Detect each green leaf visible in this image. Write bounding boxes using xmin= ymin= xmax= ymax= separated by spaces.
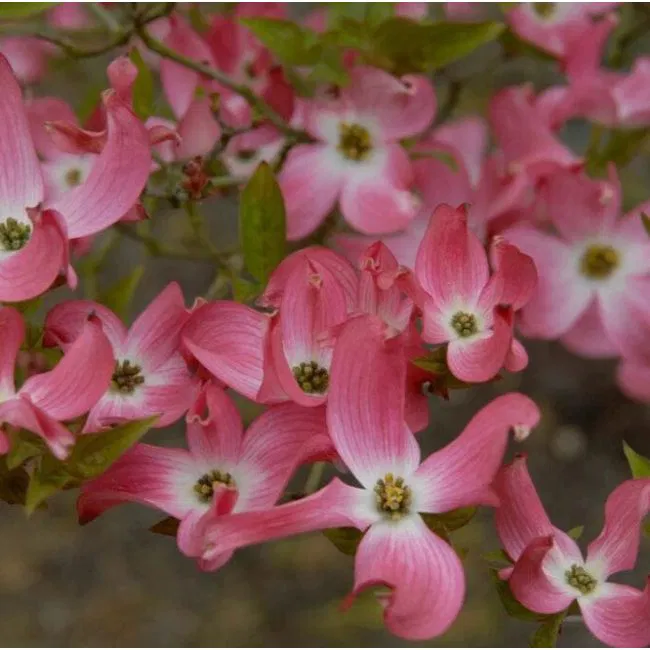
xmin=241 ymin=18 xmax=321 ymax=66
xmin=129 ymin=48 xmax=155 ymax=120
xmin=498 ymin=30 xmax=557 ymax=63
xmin=0 ymin=459 xmax=29 ymax=506
xmin=66 ymin=417 xmax=158 ymax=480
xmin=590 ymin=128 xmax=650 ymax=174
xmin=370 ymin=18 xmax=504 ymax=74
xmin=491 ymin=569 xmax=546 ymax=622
xmin=232 ymin=276 xmax=261 ymax=304
xmin=623 ymin=441 xmax=650 ymax=478
xmin=482 ymin=548 xmax=513 ymax=568
xmin=530 ymin=611 xmax=567 ymax=648
xmin=364 ymin=2 xmax=395 ymax=28
xmin=323 ymin=526 xmax=364 ymax=556
xmin=422 ymin=506 xmax=477 ymax=534
xmin=25 ymin=456 xmax=74 ymax=515
xmin=5 ymin=430 xmax=46 ymax=470
xmin=99 ymin=265 xmax=145 ymax=320
xmin=644 ymin=520 xmax=650 ymax=538
xmin=150 ymin=516 xmax=180 ymax=537
xmin=567 ymin=525 xmax=584 ymax=540
xmin=0 ymin=2 xmax=57 ymax=19
xmin=239 ymin=162 xmax=287 ymax=284
xmin=411 ymin=348 xmax=448 ymax=374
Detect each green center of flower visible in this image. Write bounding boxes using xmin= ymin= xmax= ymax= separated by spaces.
xmin=111 ymin=360 xmax=145 ymax=394
xmin=451 ymin=311 xmax=478 ymax=338
xmin=565 ymin=564 xmax=597 ymax=595
xmin=65 ymin=168 xmax=82 ymax=187
xmin=292 ymin=361 xmax=329 ymax=394
xmin=236 ymin=149 xmax=257 ymax=161
xmin=338 ymin=123 xmax=372 ymax=161
xmin=533 ymin=2 xmax=556 ymax=18
xmin=194 ymin=469 xmax=235 ymax=503
xmin=580 ymin=244 xmax=619 ymax=279
xmin=0 ymin=218 xmax=31 ymax=251
xmin=374 ymin=473 xmax=412 ymax=520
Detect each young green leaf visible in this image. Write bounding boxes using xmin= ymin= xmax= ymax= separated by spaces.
xmin=5 ymin=430 xmax=47 ymax=470
xmin=239 ymin=162 xmax=287 ymax=284
xmin=99 ymin=265 xmax=145 ymax=320
xmin=150 ymin=516 xmax=181 ymax=537
xmin=423 ymin=506 xmax=477 ymax=533
xmin=323 ymin=526 xmax=364 ymax=556
xmin=623 ymin=441 xmax=650 ymax=478
xmin=530 ymin=611 xmax=567 ymax=648
xmin=241 ymin=18 xmax=321 ymax=66
xmin=66 ymin=416 xmax=158 ymax=480
xmin=25 ymin=456 xmax=74 ymax=515
xmin=129 ymin=48 xmax=155 ymax=120
xmin=567 ymin=525 xmax=584 ymax=541
xmin=0 ymin=2 xmax=56 ymax=19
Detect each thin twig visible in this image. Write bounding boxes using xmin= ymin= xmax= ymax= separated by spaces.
xmin=115 ymin=223 xmax=217 ymax=261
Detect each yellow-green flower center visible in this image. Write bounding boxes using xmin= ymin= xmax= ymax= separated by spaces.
xmin=338 ymin=123 xmax=372 ymax=161
xmin=111 ymin=360 xmax=145 ymax=394
xmin=451 ymin=311 xmax=478 ymax=338
xmin=194 ymin=469 xmax=235 ymax=503
xmin=374 ymin=473 xmax=412 ymax=520
xmin=0 ymin=218 xmax=31 ymax=251
xmin=292 ymin=361 xmax=329 ymax=394
xmin=565 ymin=564 xmax=597 ymax=595
xmin=580 ymin=244 xmax=619 ymax=279
xmin=533 ymin=2 xmax=556 ymax=18
xmin=65 ymin=168 xmax=82 ymax=187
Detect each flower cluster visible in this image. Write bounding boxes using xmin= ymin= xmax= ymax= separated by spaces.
xmin=1 ymin=2 xmax=650 ymax=647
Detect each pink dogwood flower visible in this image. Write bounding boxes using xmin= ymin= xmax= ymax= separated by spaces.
xmin=414 ymin=203 xmax=537 ymax=382
xmin=0 ymin=55 xmax=150 ymax=301
xmin=191 ymin=315 xmax=540 ymax=640
xmin=44 ymin=283 xmax=197 ymax=432
xmin=280 ymin=65 xmax=435 ymax=240
xmin=504 ymin=167 xmax=650 ymax=358
xmin=77 ymin=382 xmax=334 ymax=571
xmin=494 ymin=454 xmax=650 ymax=648
xmin=507 ymin=3 xmax=619 ymax=60
xmin=0 ymin=306 xmax=114 ymax=459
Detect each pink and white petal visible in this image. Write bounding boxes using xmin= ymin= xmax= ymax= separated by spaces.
xmin=412 ymin=155 xmax=473 ymax=212
xmin=0 ymin=37 xmax=48 ymax=86
xmin=236 ymin=403 xmax=333 ymax=510
xmin=200 ymin=478 xmax=375 ymax=565
xmin=599 ymin=284 xmax=650 ymax=360
xmin=492 ymin=454 xmax=581 ymax=562
xmin=508 ymin=536 xmax=576 ymax=615
xmin=580 ymin=581 xmax=650 ymax=648
xmin=340 ymin=172 xmax=419 ymax=236
xmin=0 ymin=53 xmax=44 ymax=212
xmin=279 ymin=144 xmax=343 ymax=241
xmin=26 ymin=96 xmax=78 ymax=160
xmin=612 ymin=57 xmax=650 ymax=126
xmin=125 ymin=282 xmax=188 ymax=372
xmin=346 ymin=516 xmax=464 ymax=641
xmin=182 ymin=301 xmax=271 ymax=402
xmin=561 ymin=300 xmax=619 ymax=359
xmin=83 ymin=393 xmax=150 ymax=433
xmin=21 ymin=318 xmax=114 ymax=421
xmin=503 ymin=226 xmax=592 ymax=338
xmin=0 ymin=396 xmax=75 ymax=460
xmin=328 ymin=315 xmax=420 ymax=488
xmin=175 ymin=97 xmax=222 ymax=160
xmin=446 ymin=308 xmax=512 ymax=383
xmin=0 ymin=307 xmax=24 ymax=396
xmin=504 ymin=338 xmax=529 ymax=372
xmin=343 ymin=67 xmax=436 ymax=141
xmin=586 ymin=478 xmax=650 ymax=578
xmin=77 ymin=444 xmax=199 ymax=523
xmin=414 ymin=395 xmax=541 ymax=515
xmin=186 ymin=382 xmax=244 ymax=467
xmin=48 ymin=91 xmax=151 ymax=239
xmin=415 ymin=203 xmax=489 ymax=307
xmin=107 ymin=56 xmax=138 ymax=104
xmin=43 ymin=299 xmax=127 ymax=351
xmin=617 ymin=358 xmax=650 ymax=403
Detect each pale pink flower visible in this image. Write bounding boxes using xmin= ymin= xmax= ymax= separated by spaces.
xmin=44 ymin=283 xmax=197 ymax=432
xmin=0 ymin=307 xmax=114 ymax=458
xmin=191 ymin=315 xmax=540 ymax=639
xmin=77 ymin=382 xmax=333 ymax=571
xmin=414 ymin=204 xmax=537 ymax=382
xmin=494 ymin=455 xmax=650 ymax=648
xmin=0 ymin=37 xmax=49 ymax=85
xmin=504 ymin=167 xmax=650 ymax=359
xmin=280 ymin=65 xmax=435 ymax=239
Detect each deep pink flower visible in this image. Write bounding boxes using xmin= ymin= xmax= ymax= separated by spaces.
xmin=77 ymin=382 xmax=333 ymax=571
xmin=507 ymin=3 xmax=618 ymax=59
xmin=191 ymin=315 xmax=540 ymax=640
xmin=44 ymin=283 xmax=197 ymax=432
xmin=280 ymin=65 xmax=435 ymax=239
xmin=494 ymin=455 xmax=650 ymax=648
xmin=0 ymin=307 xmax=114 ymax=458
xmin=414 ymin=204 xmax=537 ymax=382
xmin=504 ymin=167 xmax=650 ymax=358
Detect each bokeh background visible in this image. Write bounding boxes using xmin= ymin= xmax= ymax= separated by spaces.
xmin=2 ymin=2 xmax=650 ymax=647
